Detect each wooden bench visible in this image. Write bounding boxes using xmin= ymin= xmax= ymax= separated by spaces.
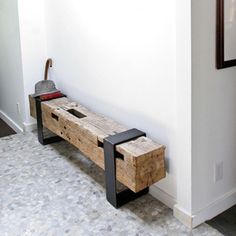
xmin=29 ymin=95 xmax=166 ymax=206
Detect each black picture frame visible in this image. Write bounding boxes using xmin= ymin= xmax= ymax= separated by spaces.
xmin=216 ymin=0 xmax=236 ymax=69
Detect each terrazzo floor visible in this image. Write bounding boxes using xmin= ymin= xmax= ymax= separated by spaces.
xmin=0 ymin=132 xmax=222 ymax=236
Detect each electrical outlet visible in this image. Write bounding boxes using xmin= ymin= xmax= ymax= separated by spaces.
xmin=215 ymin=161 xmax=223 ymax=182
xmin=16 ymin=103 xmax=21 ymax=114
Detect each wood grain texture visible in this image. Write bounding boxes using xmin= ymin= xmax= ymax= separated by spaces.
xmin=29 ymin=95 xmax=166 ymax=192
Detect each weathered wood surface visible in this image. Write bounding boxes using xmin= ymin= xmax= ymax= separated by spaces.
xmin=29 ymin=95 xmax=166 ymax=192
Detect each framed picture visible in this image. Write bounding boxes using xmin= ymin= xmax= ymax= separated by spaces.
xmin=216 ymin=0 xmax=236 ymax=69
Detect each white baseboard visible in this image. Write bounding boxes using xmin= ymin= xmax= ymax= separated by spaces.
xmin=174 ymin=205 xmax=194 ymax=229
xmin=174 ymin=188 xmax=236 ymax=229
xmin=192 ymin=188 xmax=236 ymax=228
xmin=149 ymin=185 xmax=176 ymax=209
xmin=23 ymin=121 xmax=37 ymax=132
xmin=0 ymin=110 xmax=23 ymax=133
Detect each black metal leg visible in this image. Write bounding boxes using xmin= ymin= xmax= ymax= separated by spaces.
xmin=104 ymin=128 xmax=149 ymax=208
xmin=35 ymin=97 xmax=63 ymax=145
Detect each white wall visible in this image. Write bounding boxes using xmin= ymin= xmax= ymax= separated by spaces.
xmin=44 ymin=0 xmax=179 ymax=204
xmin=0 ymin=0 xmax=47 ymax=131
xmin=0 ymin=0 xmax=25 ymax=131
xmin=192 ymin=0 xmax=236 ymax=225
xmin=174 ymin=0 xmax=192 ymax=219
xmin=18 ymin=0 xmax=48 ymax=127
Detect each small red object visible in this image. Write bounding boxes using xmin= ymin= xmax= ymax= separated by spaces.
xmin=40 ymin=91 xmax=64 ymax=101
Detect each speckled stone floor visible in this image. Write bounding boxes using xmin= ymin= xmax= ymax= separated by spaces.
xmin=0 ymin=132 xmax=222 ymax=236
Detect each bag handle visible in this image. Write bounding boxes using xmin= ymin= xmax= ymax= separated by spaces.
xmin=44 ymin=58 xmax=52 ymax=81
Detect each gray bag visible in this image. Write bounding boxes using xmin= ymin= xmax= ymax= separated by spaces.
xmin=32 ymin=59 xmax=59 ymax=97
